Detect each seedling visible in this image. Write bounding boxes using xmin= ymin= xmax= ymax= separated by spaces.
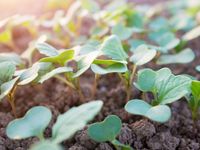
xmin=125 ymin=68 xmax=191 ymax=122
xmin=0 ymin=61 xmax=19 ymax=117
xmin=121 ymin=44 xmax=156 ymax=101
xmin=186 ymin=80 xmax=200 ymax=120
xmin=73 ymin=35 xmax=128 ymax=97
xmin=88 ymin=115 xmax=133 ymax=150
xmin=6 ymin=100 xmax=103 ymax=150
xmin=36 ymin=42 xmax=85 ymax=100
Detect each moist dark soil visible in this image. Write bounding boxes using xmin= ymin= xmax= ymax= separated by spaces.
xmin=0 ymin=37 xmax=200 ymax=150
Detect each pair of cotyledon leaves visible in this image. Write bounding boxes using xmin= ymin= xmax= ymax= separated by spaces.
xmin=6 ymin=100 xmax=103 ymax=150
xmin=125 ymin=68 xmax=191 ymax=123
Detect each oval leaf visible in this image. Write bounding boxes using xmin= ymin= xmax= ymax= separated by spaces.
xmin=130 ymin=45 xmax=156 ymax=66
xmin=52 ymin=100 xmax=103 ymax=143
xmin=125 ymin=100 xmax=171 ymax=123
xmin=157 ymin=48 xmax=195 ymax=65
xmin=36 ymin=42 xmax=59 ymax=57
xmin=39 ymin=67 xmax=73 ymax=83
xmin=6 ymin=106 xmax=52 ymax=140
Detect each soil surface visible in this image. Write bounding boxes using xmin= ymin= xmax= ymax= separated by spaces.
xmin=0 ymin=1 xmax=200 ymax=150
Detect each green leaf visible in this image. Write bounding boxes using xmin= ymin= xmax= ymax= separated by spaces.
xmin=17 ymin=63 xmax=41 ymax=85
xmin=52 ymin=100 xmax=103 ymax=144
xmin=30 ymin=141 xmax=63 ymax=150
xmin=73 ymin=51 xmax=100 ymax=77
xmin=0 ymin=53 xmax=22 ymax=66
xmin=182 ymin=26 xmax=200 ymax=41
xmin=0 ymin=62 xmax=16 ymax=85
xmin=149 ymin=17 xmax=169 ymax=30
xmin=39 ymin=67 xmax=73 ymax=83
xmin=157 ymin=48 xmax=195 ymax=65
xmin=125 ymin=100 xmax=171 ymax=123
xmin=40 ymin=49 xmax=74 ymax=66
xmin=100 ymin=35 xmax=128 ymax=61
xmin=0 ymin=77 xmax=19 ymax=100
xmin=196 ymin=65 xmax=200 ymax=72
xmin=191 ymin=80 xmax=200 ymax=100
xmin=88 ymin=115 xmax=122 ymax=142
xmin=111 ymin=23 xmax=134 ymax=40
xmin=91 ymin=59 xmax=127 ymax=75
xmin=36 ymin=42 xmax=59 ymax=57
xmin=128 ymin=39 xmax=146 ymax=51
xmin=148 ymin=30 xmax=180 ymax=52
xmin=6 ymin=106 xmax=52 ymax=139
xmin=134 ymin=69 xmax=157 ymax=92
xmin=135 ymin=68 xmax=191 ymax=104
xmin=130 ymin=45 xmax=156 ymax=66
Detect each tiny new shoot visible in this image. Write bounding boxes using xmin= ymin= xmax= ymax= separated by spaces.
xmin=0 ymin=62 xmax=19 ymax=117
xmin=36 ymin=42 xmax=84 ymax=101
xmin=6 ymin=100 xmax=103 ymax=150
xmin=125 ymin=44 xmax=156 ymax=101
xmin=88 ymin=115 xmax=132 ymax=150
xmin=125 ymin=68 xmax=191 ymax=123
xmin=186 ymin=80 xmax=200 ymax=121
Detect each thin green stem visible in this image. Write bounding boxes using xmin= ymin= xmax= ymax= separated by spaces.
xmin=92 ymin=74 xmax=100 ymax=98
xmin=126 ymin=65 xmax=137 ymax=102
xmin=37 ymin=132 xmax=45 ymax=141
xmin=8 ymin=93 xmax=17 ymax=118
xmin=55 ymin=75 xmax=76 ymax=89
xmin=75 ymin=78 xmax=84 ymax=102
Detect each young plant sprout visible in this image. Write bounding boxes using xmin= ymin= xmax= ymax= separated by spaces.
xmin=186 ymin=80 xmax=200 ymax=120
xmin=125 ymin=68 xmax=191 ymax=123
xmin=36 ymin=42 xmax=85 ymax=100
xmin=73 ymin=35 xmax=128 ymax=97
xmin=6 ymin=100 xmax=103 ymax=150
xmin=0 ymin=61 xmax=20 ymax=117
xmin=88 ymin=115 xmax=133 ymax=150
xmin=122 ymin=44 xmax=156 ymax=101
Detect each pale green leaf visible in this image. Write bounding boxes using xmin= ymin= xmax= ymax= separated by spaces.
xmin=130 ymin=45 xmax=156 ymax=66
xmin=0 ymin=53 xmax=22 ymax=66
xmin=125 ymin=100 xmax=171 ymax=123
xmin=73 ymin=51 xmax=100 ymax=77
xmin=39 ymin=67 xmax=72 ymax=83
xmin=0 ymin=77 xmax=19 ymax=100
xmin=100 ymin=35 xmax=128 ymax=61
xmin=157 ymin=48 xmax=195 ymax=65
xmin=40 ymin=49 xmax=74 ymax=66
xmin=52 ymin=100 xmax=103 ymax=143
xmin=0 ymin=62 xmax=16 ymax=85
xmin=6 ymin=106 xmax=52 ymax=139
xmin=36 ymin=42 xmax=58 ymax=57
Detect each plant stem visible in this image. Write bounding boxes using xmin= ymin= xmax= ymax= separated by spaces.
xmin=8 ymin=93 xmax=17 ymax=118
xmin=55 ymin=75 xmax=76 ymax=89
xmin=126 ymin=65 xmax=137 ymax=102
xmin=75 ymin=78 xmax=84 ymax=103
xmin=92 ymin=74 xmax=100 ymax=98
xmin=129 ymin=64 xmax=137 ymax=86
xmin=37 ymin=132 xmax=45 ymax=141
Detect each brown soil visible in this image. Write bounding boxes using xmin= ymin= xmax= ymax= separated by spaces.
xmin=0 ymin=39 xmax=200 ymax=149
